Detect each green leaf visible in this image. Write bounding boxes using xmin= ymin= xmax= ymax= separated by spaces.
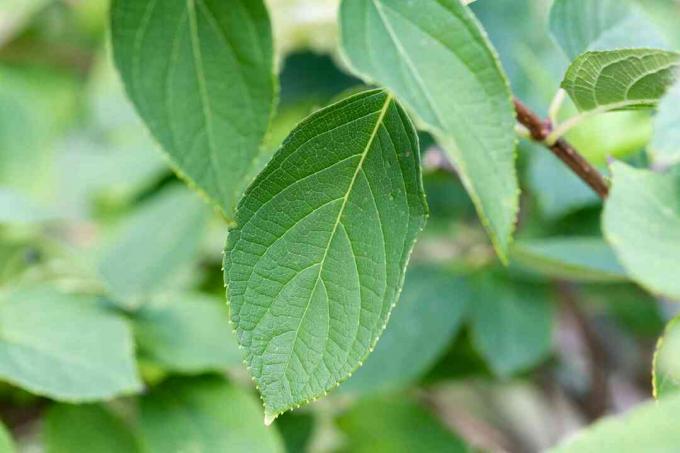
xmin=111 ymin=0 xmax=276 ymax=217
xmin=139 ymin=377 xmax=283 ymax=453
xmin=561 ymin=49 xmax=680 ymax=112
xmin=0 ymin=287 xmax=141 ymax=401
xmin=549 ymin=0 xmax=667 ymax=60
xmin=336 ymin=396 xmax=468 ymax=453
xmin=98 ymin=185 xmax=209 ymax=309
xmin=549 ymin=392 xmax=680 ymax=452
xmin=0 ymin=188 xmax=55 ymax=225
xmin=133 ymin=293 xmax=241 ymax=373
xmin=511 ymin=237 xmax=627 ymax=283
xmin=44 ymin=404 xmax=139 ymax=453
xmin=469 ymin=275 xmax=554 ymax=377
xmin=0 ymin=0 xmax=50 ymax=46
xmin=341 ymin=266 xmax=468 ymax=394
xmin=0 ymin=421 xmax=14 ymax=453
xmin=339 ymin=0 xmax=518 ymax=260
xmin=603 ymin=162 xmax=680 ymax=299
xmin=223 ymin=90 xmax=427 ymax=421
xmin=653 ymin=316 xmax=680 ymax=399
xmin=275 ymin=412 xmax=315 ymax=453
xmin=650 ymin=79 xmax=680 ymax=168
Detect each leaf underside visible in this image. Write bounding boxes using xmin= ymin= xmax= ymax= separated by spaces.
xmin=224 ymin=90 xmax=427 ymax=420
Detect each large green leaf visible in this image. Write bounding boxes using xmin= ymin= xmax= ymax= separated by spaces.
xmin=133 ymin=293 xmax=241 ymax=373
xmin=549 ymin=392 xmax=680 ymax=452
xmin=562 ymin=49 xmax=680 ymax=112
xmin=44 ymin=404 xmax=140 ymax=453
xmin=341 ymin=265 xmax=469 ymax=394
xmin=0 ymin=287 xmax=141 ymax=401
xmin=0 ymin=421 xmax=14 ymax=453
xmin=98 ymin=185 xmax=209 ymax=309
xmin=653 ymin=316 xmax=680 ymax=399
xmin=339 ymin=0 xmax=518 ymax=260
xmin=650 ymin=79 xmax=680 ymax=168
xmin=603 ymin=163 xmax=680 ymax=299
xmin=511 ymin=237 xmax=627 ymax=283
xmin=549 ymin=0 xmax=667 ymax=60
xmin=224 ymin=90 xmax=427 ymax=421
xmin=336 ymin=397 xmax=468 ymax=453
xmin=111 ymin=0 xmax=276 ymax=217
xmin=469 ymin=275 xmax=554 ymax=377
xmin=139 ymin=377 xmax=283 ymax=453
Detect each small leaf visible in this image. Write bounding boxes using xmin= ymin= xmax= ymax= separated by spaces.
xmin=336 ymin=396 xmax=468 ymax=453
xmin=340 ymin=0 xmax=518 ymax=260
xmin=224 ymin=90 xmax=427 ymax=420
xmin=603 ymin=162 xmax=680 ymax=299
xmin=561 ymin=49 xmax=680 ymax=112
xmin=341 ymin=265 xmax=469 ymax=394
xmin=0 ymin=421 xmax=14 ymax=453
xmin=111 ymin=0 xmax=276 ymax=217
xmin=0 ymin=287 xmax=141 ymax=401
xmin=650 ymin=79 xmax=680 ymax=168
xmin=98 ymin=185 xmax=208 ymax=309
xmin=549 ymin=392 xmax=680 ymax=452
xmin=653 ymin=316 xmax=680 ymax=399
xmin=469 ymin=275 xmax=554 ymax=377
xmin=549 ymin=0 xmax=667 ymax=60
xmin=133 ymin=293 xmax=241 ymax=374
xmin=44 ymin=404 xmax=140 ymax=453
xmin=511 ymin=237 xmax=627 ymax=283
xmin=139 ymin=377 xmax=283 ymax=453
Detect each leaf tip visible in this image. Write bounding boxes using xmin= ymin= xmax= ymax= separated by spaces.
xmin=263 ymin=411 xmax=277 ymax=426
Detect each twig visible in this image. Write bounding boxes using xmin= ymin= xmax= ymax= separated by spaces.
xmin=513 ymin=99 xmax=609 ymax=199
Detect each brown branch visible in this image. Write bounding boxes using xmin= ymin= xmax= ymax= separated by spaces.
xmin=513 ymin=99 xmax=609 ymax=199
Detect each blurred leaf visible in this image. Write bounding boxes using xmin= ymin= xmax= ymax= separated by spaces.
xmin=98 ymin=185 xmax=209 ymax=309
xmin=139 ymin=377 xmax=284 ymax=453
xmin=653 ymin=316 xmax=680 ymax=399
xmin=224 ymin=90 xmax=427 ymax=422
xmin=584 ymin=285 xmax=664 ymax=338
xmin=511 ymin=237 xmax=627 ymax=283
xmin=336 ymin=396 xmax=468 ymax=453
xmin=650 ymin=79 xmax=680 ymax=168
xmin=0 ymin=287 xmax=141 ymax=401
xmin=44 ymin=404 xmax=140 ymax=453
xmin=603 ymin=163 xmax=680 ymax=299
xmin=562 ymin=49 xmax=680 ymax=112
xmin=111 ymin=0 xmax=276 ymax=217
xmin=0 ymin=420 xmax=14 ymax=453
xmin=0 ymin=0 xmax=50 ymax=46
xmin=527 ymin=149 xmax=599 ymax=219
xmin=133 ymin=293 xmax=241 ymax=374
xmin=274 ymin=412 xmax=314 ymax=453
xmin=0 ymin=188 xmax=55 ymax=225
xmin=340 ymin=0 xmax=518 ymax=261
xmin=341 ymin=266 xmax=469 ymax=394
xmin=549 ymin=0 xmax=667 ymax=60
xmin=469 ymin=275 xmax=554 ymax=377
xmin=549 ymin=392 xmax=680 ymax=452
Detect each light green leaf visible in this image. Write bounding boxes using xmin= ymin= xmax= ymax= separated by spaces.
xmin=336 ymin=397 xmax=468 ymax=453
xmin=469 ymin=275 xmax=554 ymax=377
xmin=139 ymin=377 xmax=283 ymax=453
xmin=111 ymin=0 xmax=276 ymax=217
xmin=653 ymin=316 xmax=680 ymax=399
xmin=0 ymin=421 xmax=14 ymax=453
xmin=0 ymin=287 xmax=141 ymax=401
xmin=339 ymin=0 xmax=518 ymax=260
xmin=0 ymin=0 xmax=50 ymax=46
xmin=549 ymin=392 xmax=680 ymax=452
xmin=44 ymin=404 xmax=140 ymax=453
xmin=98 ymin=185 xmax=209 ymax=309
xmin=511 ymin=237 xmax=627 ymax=283
xmin=549 ymin=0 xmax=667 ymax=60
xmin=561 ymin=49 xmax=680 ymax=112
xmin=603 ymin=162 xmax=680 ymax=299
xmin=341 ymin=266 xmax=468 ymax=394
xmin=133 ymin=293 xmax=241 ymax=373
xmin=224 ymin=90 xmax=427 ymax=421
xmin=0 ymin=188 xmax=55 ymax=225
xmin=650 ymin=79 xmax=680 ymax=168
